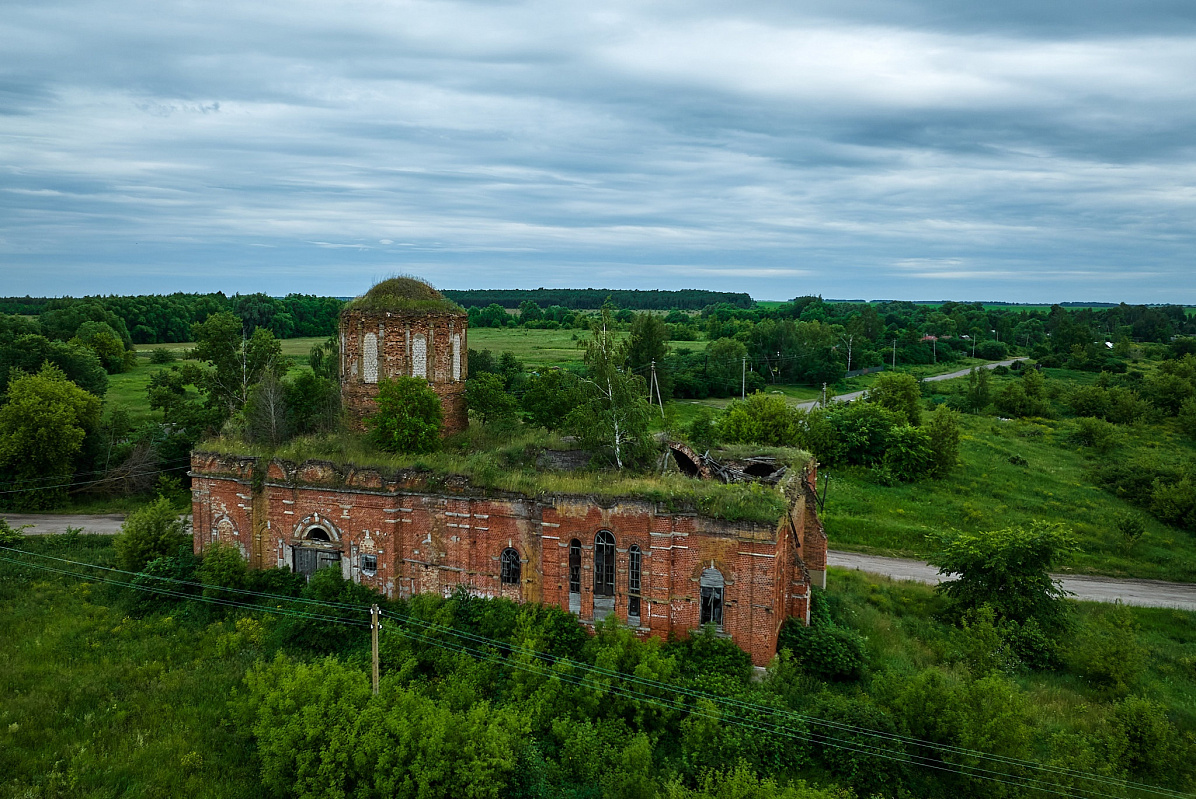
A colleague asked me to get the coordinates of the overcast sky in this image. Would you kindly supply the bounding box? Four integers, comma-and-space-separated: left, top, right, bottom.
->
3, 0, 1195, 303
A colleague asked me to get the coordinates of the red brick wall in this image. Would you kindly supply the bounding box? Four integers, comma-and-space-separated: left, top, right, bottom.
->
191, 453, 824, 666
339, 309, 468, 434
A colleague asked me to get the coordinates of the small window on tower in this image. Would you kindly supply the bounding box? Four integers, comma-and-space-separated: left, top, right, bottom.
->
360, 554, 377, 574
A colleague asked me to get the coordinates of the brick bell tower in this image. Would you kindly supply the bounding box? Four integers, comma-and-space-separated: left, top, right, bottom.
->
339, 277, 469, 434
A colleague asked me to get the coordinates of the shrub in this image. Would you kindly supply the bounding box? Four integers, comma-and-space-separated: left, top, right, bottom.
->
1114, 511, 1146, 551
198, 540, 249, 602
925, 405, 961, 477
367, 376, 442, 454
128, 548, 201, 612
882, 425, 933, 479
466, 372, 519, 427
717, 392, 802, 447
977, 340, 1007, 360
866, 372, 922, 426
777, 591, 868, 681
1150, 476, 1196, 530
0, 517, 28, 547
1178, 396, 1196, 440
1109, 697, 1185, 784
929, 521, 1076, 628
148, 348, 176, 364
113, 496, 189, 572
1064, 604, 1146, 697
1070, 417, 1120, 452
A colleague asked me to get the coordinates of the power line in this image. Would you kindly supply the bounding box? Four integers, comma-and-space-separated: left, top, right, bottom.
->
2, 547, 1182, 799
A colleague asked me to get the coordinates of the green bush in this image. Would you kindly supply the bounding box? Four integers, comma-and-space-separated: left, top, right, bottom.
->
367, 376, 442, 454
466, 372, 519, 427
1064, 604, 1147, 697
0, 517, 27, 547
777, 591, 868, 681
113, 496, 189, 572
866, 372, 922, 426
148, 348, 176, 364
198, 540, 249, 602
881, 425, 933, 478
1070, 417, 1120, 452
717, 392, 802, 447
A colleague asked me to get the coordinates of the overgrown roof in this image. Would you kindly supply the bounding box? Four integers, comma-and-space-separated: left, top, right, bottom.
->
197, 434, 812, 526
344, 277, 466, 314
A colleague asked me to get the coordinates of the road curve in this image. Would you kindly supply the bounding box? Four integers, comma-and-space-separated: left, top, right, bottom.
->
795, 359, 1021, 411
828, 550, 1196, 612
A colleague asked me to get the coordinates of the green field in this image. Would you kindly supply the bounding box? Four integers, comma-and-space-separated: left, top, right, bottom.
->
2, 534, 1194, 797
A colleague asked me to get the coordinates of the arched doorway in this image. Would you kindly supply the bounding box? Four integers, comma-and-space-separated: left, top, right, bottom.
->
293, 525, 341, 579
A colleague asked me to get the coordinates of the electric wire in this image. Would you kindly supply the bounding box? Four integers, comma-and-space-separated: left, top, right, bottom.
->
2, 546, 1186, 798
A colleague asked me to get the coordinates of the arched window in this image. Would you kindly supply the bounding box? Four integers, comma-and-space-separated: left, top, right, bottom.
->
500, 548, 521, 585
594, 531, 615, 596
700, 567, 724, 628
628, 545, 642, 623
568, 539, 581, 595
452, 334, 462, 381
306, 527, 330, 542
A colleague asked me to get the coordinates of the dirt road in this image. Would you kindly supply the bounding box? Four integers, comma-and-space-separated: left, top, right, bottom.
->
795, 359, 1021, 410
829, 550, 1196, 612
5, 513, 129, 535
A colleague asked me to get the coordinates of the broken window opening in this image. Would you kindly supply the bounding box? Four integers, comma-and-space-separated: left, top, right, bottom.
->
699, 567, 724, 628
672, 448, 701, 477
628, 545, 642, 595
594, 530, 615, 597
568, 539, 581, 593
306, 527, 331, 542
500, 548, 521, 585
360, 554, 377, 574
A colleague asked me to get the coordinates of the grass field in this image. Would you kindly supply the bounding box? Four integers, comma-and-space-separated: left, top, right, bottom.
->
2, 534, 1194, 797
824, 397, 1196, 583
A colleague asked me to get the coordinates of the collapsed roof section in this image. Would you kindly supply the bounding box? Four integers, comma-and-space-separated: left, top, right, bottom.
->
666, 441, 791, 485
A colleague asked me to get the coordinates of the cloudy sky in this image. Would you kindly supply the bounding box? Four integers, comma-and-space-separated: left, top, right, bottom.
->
3, 0, 1194, 302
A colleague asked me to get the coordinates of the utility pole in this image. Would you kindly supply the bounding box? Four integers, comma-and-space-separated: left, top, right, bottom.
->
821, 382, 827, 407
891, 339, 897, 369
371, 603, 380, 695
741, 357, 746, 399
649, 360, 664, 418
932, 337, 937, 364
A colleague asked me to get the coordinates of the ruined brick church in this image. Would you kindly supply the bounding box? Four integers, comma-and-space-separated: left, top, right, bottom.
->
191, 279, 827, 666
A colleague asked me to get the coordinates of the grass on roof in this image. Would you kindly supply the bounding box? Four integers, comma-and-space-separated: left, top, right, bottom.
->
199, 427, 808, 526
344, 277, 465, 314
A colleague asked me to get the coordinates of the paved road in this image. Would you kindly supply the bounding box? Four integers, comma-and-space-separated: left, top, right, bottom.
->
828, 550, 1196, 612
795, 359, 1021, 411
5, 513, 129, 535
8, 514, 1193, 611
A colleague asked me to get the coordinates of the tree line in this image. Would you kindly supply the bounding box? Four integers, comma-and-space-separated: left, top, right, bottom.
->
445, 287, 753, 310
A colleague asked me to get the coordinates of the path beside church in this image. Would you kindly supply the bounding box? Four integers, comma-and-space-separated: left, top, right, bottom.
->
9, 513, 1194, 611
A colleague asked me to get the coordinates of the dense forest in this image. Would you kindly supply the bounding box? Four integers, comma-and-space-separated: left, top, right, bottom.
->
444, 288, 754, 310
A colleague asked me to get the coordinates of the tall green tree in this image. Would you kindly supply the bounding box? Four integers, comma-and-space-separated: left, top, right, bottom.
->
867, 372, 922, 426
191, 311, 284, 418
627, 313, 671, 400
466, 372, 518, 427
0, 364, 101, 509
570, 307, 653, 469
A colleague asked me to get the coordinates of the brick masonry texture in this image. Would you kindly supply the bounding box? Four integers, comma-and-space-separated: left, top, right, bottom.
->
191, 452, 828, 666
340, 308, 469, 434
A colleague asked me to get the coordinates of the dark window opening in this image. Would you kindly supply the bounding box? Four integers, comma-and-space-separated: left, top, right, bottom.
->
360, 554, 377, 574
628, 545, 642, 595
594, 531, 615, 596
500, 548, 521, 585
743, 461, 781, 478
699, 567, 724, 628
629, 595, 641, 621
568, 539, 581, 594
306, 527, 330, 542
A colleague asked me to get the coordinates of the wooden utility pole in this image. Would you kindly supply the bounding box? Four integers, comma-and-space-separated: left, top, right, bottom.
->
371, 603, 380, 695
650, 360, 664, 418
741, 357, 746, 399
892, 339, 897, 368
